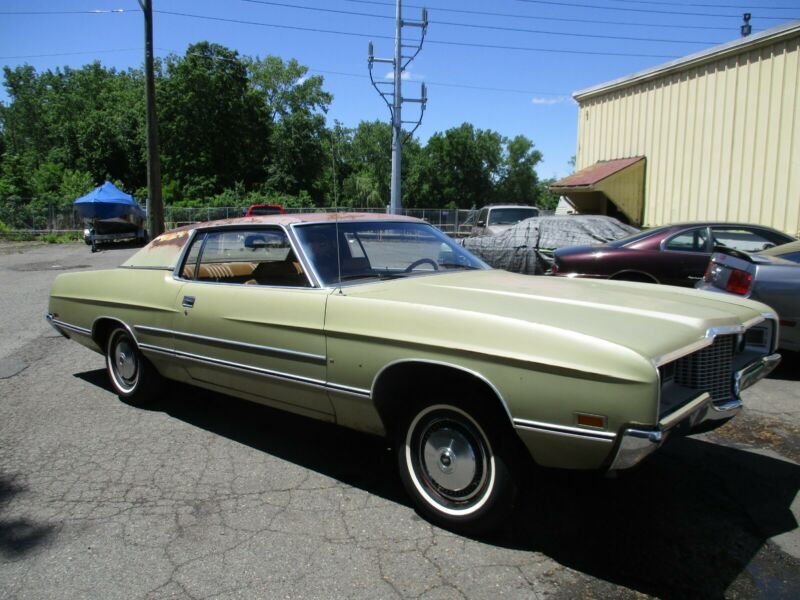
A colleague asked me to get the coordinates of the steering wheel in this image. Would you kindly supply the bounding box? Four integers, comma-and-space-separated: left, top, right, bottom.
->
404, 258, 439, 273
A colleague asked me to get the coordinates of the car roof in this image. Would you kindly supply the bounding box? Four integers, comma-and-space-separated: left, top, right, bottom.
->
650, 222, 790, 231
123, 212, 426, 270
171, 211, 423, 234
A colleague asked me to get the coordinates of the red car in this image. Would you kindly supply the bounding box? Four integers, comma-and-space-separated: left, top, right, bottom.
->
551, 222, 795, 287
244, 203, 285, 216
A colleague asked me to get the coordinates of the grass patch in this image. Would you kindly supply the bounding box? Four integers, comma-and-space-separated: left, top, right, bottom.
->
0, 230, 82, 243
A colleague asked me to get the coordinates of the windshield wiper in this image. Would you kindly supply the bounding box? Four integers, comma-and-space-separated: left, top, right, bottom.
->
337, 270, 407, 282
438, 263, 482, 270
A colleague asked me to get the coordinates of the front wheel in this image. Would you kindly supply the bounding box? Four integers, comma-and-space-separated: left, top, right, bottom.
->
397, 402, 517, 533
106, 327, 163, 406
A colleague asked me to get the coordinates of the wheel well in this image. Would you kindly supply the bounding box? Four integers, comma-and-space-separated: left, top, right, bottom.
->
372, 362, 513, 439
92, 318, 130, 351
610, 270, 659, 284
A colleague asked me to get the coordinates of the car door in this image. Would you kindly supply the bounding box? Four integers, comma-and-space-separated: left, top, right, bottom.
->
659, 226, 712, 286
172, 227, 334, 419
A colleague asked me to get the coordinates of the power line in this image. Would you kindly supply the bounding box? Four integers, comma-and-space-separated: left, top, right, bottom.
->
0, 45, 577, 98
343, 0, 760, 31
152, 8, 681, 58
236, 0, 721, 44
427, 37, 676, 58
0, 9, 131, 15
510, 0, 797, 20
0, 2, 725, 45
600, 0, 799, 9
0, 49, 142, 60
434, 18, 719, 45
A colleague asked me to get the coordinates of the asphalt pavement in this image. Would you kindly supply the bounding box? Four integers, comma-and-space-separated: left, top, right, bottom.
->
1, 241, 798, 599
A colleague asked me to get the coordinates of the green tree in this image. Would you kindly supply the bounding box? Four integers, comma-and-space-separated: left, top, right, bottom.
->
1, 62, 146, 192
248, 56, 332, 203
414, 123, 504, 209
536, 178, 561, 212
159, 43, 270, 197
496, 135, 542, 206
336, 121, 421, 208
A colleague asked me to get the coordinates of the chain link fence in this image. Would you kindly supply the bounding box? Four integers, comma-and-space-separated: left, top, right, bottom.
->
0, 201, 552, 237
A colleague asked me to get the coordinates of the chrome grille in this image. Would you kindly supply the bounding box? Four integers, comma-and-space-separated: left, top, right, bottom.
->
673, 335, 735, 402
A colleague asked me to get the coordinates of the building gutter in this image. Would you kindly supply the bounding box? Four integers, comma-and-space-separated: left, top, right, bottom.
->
574, 20, 800, 102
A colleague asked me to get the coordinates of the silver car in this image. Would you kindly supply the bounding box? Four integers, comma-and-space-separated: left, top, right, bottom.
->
697, 241, 800, 351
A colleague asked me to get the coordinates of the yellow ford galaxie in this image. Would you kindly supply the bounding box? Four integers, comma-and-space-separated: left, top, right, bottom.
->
48, 213, 781, 532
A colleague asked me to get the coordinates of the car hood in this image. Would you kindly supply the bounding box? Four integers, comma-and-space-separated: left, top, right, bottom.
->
329, 270, 773, 382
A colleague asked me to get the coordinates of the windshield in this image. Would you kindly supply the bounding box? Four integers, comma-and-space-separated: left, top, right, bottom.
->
294, 221, 488, 286
488, 207, 538, 226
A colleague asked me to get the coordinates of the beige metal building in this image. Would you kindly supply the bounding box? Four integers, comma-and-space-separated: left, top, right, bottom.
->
551, 20, 800, 236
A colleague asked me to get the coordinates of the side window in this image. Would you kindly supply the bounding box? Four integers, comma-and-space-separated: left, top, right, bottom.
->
181, 233, 204, 279
711, 228, 783, 252
183, 228, 308, 287
477, 208, 489, 225
664, 228, 709, 253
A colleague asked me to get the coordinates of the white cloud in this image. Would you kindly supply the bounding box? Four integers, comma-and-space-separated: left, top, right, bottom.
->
531, 96, 570, 105
384, 70, 420, 81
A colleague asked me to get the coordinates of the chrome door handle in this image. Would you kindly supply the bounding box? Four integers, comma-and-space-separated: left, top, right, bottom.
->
182, 296, 196, 308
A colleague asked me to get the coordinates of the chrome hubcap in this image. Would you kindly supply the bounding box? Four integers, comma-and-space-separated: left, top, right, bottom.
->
420, 420, 486, 502
113, 338, 137, 385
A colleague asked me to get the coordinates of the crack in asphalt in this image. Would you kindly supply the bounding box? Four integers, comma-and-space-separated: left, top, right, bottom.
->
1, 312, 799, 598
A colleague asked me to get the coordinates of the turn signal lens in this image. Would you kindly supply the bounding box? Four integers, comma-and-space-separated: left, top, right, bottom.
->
576, 413, 606, 429
726, 268, 753, 295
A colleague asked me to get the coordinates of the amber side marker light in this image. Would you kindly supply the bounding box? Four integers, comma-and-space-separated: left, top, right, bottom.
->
576, 413, 606, 429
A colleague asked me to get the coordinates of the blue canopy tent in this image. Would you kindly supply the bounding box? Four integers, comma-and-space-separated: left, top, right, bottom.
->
74, 181, 146, 220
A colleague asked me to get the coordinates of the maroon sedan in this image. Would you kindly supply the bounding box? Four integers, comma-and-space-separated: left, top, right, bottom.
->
551, 222, 795, 287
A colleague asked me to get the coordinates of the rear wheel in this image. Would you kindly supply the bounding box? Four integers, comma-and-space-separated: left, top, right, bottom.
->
105, 327, 163, 406
397, 401, 517, 533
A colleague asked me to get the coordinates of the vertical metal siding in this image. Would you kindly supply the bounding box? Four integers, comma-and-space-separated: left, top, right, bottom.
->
576, 35, 800, 235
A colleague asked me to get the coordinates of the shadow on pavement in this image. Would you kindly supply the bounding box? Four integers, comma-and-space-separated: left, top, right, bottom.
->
75, 369, 800, 598
0, 475, 57, 559
770, 349, 800, 382
489, 437, 800, 598
73, 370, 407, 506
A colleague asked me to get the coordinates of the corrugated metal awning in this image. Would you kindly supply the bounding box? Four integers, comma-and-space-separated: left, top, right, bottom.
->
550, 157, 646, 225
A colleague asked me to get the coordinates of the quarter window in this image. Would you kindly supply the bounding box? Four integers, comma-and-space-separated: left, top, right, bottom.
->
180, 228, 309, 287
711, 228, 787, 253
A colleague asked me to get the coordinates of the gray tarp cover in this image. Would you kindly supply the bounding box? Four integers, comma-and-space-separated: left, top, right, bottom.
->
462, 215, 639, 275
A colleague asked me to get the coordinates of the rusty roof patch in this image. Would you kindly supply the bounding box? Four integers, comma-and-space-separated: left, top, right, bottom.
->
550, 157, 645, 189
162, 211, 422, 236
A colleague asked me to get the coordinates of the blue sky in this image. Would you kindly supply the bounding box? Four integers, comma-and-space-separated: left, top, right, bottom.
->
1, 0, 799, 179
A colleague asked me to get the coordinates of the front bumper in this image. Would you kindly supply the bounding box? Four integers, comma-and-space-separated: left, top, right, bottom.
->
609, 353, 781, 470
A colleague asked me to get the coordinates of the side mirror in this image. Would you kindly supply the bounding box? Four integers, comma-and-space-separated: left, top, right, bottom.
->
477, 220, 486, 227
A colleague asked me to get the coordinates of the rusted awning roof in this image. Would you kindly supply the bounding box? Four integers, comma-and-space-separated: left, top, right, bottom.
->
549, 157, 646, 225
550, 157, 645, 190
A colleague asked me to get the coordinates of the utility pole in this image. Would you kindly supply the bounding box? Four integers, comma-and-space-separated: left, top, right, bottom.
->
138, 0, 164, 238
368, 1, 428, 214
